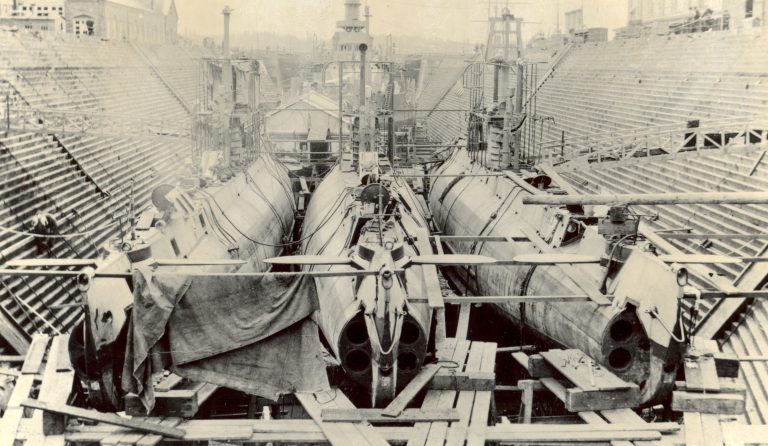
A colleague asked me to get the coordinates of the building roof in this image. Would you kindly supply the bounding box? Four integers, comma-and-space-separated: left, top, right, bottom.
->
266, 91, 351, 125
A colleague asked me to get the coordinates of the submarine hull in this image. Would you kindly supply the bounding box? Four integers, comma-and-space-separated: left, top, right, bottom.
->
300, 165, 432, 402
429, 149, 682, 405
69, 153, 296, 411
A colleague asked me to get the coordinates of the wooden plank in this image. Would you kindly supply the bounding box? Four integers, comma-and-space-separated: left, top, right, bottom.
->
600, 408, 653, 446
0, 366, 19, 377
430, 371, 495, 391
436, 338, 458, 361
21, 334, 49, 374
296, 391, 388, 446
322, 408, 460, 423
0, 408, 24, 446
455, 303, 471, 340
672, 391, 745, 415
541, 349, 632, 391
154, 373, 183, 392
484, 429, 662, 442
466, 342, 495, 446
409, 294, 594, 304
700, 413, 724, 446
683, 412, 704, 446
0, 306, 30, 354
134, 418, 183, 446
37, 336, 75, 435
299, 177, 310, 194
21, 399, 186, 438
406, 390, 441, 446
720, 421, 746, 446
453, 339, 472, 365
699, 356, 721, 392
490, 422, 680, 434
421, 340, 473, 446
0, 355, 24, 363
675, 377, 746, 396
413, 226, 445, 310
0, 335, 50, 446
540, 377, 567, 402
518, 380, 536, 423
424, 391, 456, 446
382, 363, 441, 417
684, 357, 705, 392
444, 390, 475, 446
296, 391, 355, 446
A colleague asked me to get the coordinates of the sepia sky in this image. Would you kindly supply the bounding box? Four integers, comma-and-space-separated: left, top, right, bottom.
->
175, 0, 629, 43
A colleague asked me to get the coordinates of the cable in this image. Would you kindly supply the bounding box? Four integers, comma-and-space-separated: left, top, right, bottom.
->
199, 187, 351, 249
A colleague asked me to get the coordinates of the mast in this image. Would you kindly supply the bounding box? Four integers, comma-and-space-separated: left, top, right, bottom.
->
222, 6, 233, 166
512, 17, 523, 169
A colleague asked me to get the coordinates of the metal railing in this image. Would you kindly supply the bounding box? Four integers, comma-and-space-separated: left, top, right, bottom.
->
2, 107, 191, 139
538, 118, 767, 169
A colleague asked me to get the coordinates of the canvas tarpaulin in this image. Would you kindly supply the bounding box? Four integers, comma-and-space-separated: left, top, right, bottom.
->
122, 269, 329, 412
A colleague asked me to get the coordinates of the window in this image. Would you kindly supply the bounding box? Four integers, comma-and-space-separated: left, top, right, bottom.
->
746, 0, 754, 18
74, 16, 95, 36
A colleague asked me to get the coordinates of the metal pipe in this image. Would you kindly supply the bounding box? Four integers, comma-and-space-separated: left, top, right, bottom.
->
338, 61, 343, 160
359, 43, 367, 108
522, 192, 768, 206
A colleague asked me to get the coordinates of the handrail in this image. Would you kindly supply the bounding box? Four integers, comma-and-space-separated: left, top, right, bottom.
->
129, 41, 193, 114
549, 119, 767, 170
522, 42, 574, 109
6, 106, 191, 139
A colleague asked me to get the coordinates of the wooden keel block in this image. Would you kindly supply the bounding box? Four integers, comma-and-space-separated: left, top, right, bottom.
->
563, 386, 641, 412
125, 382, 218, 417
429, 371, 495, 391
520, 353, 555, 378
672, 391, 745, 415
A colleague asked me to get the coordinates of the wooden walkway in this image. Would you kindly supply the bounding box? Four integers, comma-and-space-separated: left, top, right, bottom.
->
3, 333, 768, 445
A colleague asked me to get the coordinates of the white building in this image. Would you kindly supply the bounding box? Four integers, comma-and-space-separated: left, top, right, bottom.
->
627, 0, 765, 28
0, 0, 66, 33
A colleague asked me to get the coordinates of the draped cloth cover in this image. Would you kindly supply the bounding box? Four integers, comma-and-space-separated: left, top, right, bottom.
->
122, 269, 329, 412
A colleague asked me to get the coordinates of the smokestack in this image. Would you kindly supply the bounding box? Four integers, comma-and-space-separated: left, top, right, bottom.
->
359, 43, 367, 108
222, 6, 232, 59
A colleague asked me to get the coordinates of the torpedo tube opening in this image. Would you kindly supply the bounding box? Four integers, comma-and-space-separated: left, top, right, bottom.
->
609, 319, 635, 343
345, 349, 371, 373
397, 351, 419, 372
345, 320, 369, 346
608, 347, 633, 370
400, 319, 421, 345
